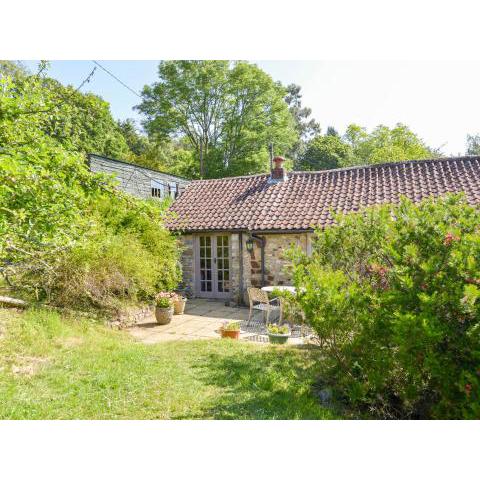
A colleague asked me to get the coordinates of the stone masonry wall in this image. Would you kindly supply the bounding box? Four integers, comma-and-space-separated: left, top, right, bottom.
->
248, 233, 309, 291
179, 234, 195, 296
178, 232, 312, 306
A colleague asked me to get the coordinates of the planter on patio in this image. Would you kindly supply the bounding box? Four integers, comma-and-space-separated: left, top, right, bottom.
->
173, 296, 187, 315
219, 321, 240, 340
155, 294, 175, 325
267, 332, 290, 345
155, 306, 174, 325
267, 324, 290, 345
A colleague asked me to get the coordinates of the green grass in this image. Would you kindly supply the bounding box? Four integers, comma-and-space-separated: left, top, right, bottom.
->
0, 308, 336, 419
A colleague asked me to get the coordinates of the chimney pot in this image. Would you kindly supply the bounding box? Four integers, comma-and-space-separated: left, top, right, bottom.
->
273, 156, 285, 168
269, 156, 287, 183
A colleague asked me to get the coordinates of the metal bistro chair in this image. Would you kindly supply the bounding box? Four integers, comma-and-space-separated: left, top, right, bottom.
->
247, 287, 282, 326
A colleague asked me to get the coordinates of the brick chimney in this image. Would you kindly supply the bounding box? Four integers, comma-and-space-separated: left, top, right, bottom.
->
269, 156, 287, 183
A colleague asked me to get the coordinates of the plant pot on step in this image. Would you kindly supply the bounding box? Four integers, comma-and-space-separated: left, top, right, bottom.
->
173, 297, 187, 315
155, 305, 174, 325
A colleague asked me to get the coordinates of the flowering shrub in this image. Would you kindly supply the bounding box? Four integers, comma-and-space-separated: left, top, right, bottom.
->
291, 195, 480, 419
156, 291, 177, 300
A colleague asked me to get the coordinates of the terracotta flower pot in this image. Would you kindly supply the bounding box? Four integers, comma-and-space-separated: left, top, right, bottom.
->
173, 297, 187, 315
155, 305, 174, 325
220, 329, 240, 340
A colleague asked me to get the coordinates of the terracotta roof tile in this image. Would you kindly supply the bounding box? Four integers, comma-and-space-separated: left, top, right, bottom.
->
168, 156, 480, 232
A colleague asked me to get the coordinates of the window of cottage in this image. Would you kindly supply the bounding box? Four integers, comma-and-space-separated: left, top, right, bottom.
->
151, 179, 165, 198
168, 182, 178, 199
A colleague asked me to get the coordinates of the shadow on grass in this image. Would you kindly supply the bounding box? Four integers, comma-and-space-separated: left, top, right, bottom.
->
178, 344, 338, 420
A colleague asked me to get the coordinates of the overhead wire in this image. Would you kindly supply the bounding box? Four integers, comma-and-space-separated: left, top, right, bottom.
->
92, 60, 142, 98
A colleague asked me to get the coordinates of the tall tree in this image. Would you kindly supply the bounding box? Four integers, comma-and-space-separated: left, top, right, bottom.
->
136, 61, 297, 178
466, 134, 480, 155
284, 83, 320, 163
299, 134, 353, 171
117, 118, 149, 156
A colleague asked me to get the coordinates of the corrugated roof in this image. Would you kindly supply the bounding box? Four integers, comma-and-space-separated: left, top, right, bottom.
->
168, 156, 480, 232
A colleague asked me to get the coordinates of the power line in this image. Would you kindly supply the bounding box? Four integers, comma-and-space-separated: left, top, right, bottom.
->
76, 66, 97, 92
92, 60, 142, 98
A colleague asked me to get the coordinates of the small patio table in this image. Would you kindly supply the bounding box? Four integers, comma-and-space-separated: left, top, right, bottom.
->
260, 285, 296, 294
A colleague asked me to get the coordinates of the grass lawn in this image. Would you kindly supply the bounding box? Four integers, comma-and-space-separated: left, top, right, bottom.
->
0, 308, 336, 419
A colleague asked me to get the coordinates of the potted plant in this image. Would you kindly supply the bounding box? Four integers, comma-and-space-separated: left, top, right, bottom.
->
219, 321, 241, 340
155, 292, 175, 324
267, 323, 291, 345
173, 293, 187, 315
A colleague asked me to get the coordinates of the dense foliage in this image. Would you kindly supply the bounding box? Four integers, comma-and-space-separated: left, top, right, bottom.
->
0, 62, 180, 310
298, 133, 352, 171
0, 61, 130, 158
300, 123, 437, 171
137, 60, 297, 178
292, 196, 480, 419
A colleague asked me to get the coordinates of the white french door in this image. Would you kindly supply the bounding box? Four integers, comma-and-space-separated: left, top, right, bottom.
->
196, 234, 231, 298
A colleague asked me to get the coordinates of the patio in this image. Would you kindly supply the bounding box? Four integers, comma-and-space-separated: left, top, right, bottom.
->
127, 298, 308, 345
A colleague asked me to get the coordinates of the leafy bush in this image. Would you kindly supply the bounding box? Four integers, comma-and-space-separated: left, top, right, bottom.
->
292, 195, 480, 419
221, 321, 240, 332
0, 63, 181, 311
156, 297, 172, 308
267, 324, 290, 335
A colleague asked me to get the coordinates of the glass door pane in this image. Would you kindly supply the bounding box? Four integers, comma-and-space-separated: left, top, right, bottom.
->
216, 235, 230, 293
199, 236, 212, 292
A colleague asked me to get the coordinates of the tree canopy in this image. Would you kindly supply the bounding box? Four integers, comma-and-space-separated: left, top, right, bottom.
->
136, 60, 297, 178
344, 123, 435, 165
300, 123, 437, 171
298, 134, 352, 171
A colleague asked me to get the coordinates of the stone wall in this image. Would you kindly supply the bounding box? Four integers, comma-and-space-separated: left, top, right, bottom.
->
88, 154, 189, 200
247, 232, 310, 291
179, 234, 195, 296
178, 232, 312, 306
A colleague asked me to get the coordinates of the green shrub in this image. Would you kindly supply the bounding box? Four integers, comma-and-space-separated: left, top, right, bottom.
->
41, 196, 181, 311
267, 324, 290, 335
221, 321, 240, 332
155, 297, 172, 308
1, 65, 181, 311
292, 195, 480, 419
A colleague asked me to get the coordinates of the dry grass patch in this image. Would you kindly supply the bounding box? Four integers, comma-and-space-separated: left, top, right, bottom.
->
11, 356, 49, 376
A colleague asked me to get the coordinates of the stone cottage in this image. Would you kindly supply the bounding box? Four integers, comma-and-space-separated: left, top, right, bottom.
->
88, 153, 190, 200
168, 155, 480, 305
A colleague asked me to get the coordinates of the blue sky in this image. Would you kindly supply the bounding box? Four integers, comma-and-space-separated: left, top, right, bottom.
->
22, 60, 480, 155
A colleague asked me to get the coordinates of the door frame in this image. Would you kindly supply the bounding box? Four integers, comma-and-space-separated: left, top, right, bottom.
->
194, 233, 232, 299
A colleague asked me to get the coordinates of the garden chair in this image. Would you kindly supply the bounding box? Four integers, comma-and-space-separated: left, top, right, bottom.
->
247, 287, 282, 326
